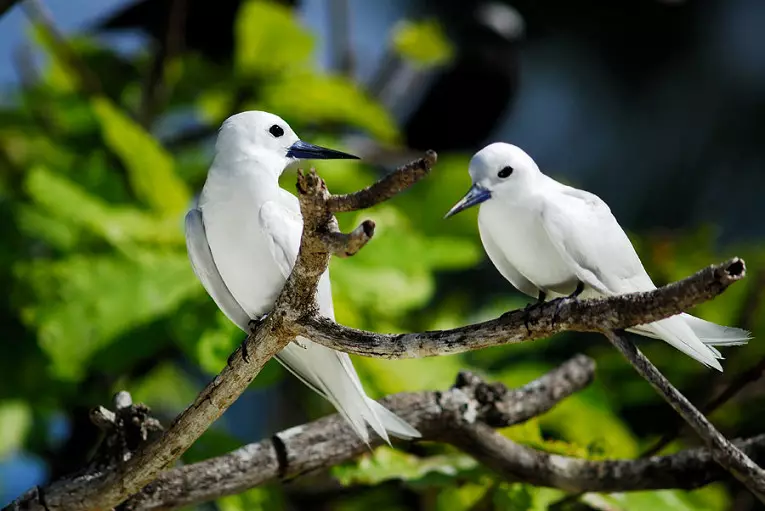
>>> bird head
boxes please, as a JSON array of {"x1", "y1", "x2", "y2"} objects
[
  {"x1": 445, "y1": 142, "x2": 541, "y2": 218},
  {"x1": 215, "y1": 111, "x2": 358, "y2": 177}
]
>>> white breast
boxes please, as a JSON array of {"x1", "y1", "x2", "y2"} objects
[
  {"x1": 199, "y1": 172, "x2": 285, "y2": 318},
  {"x1": 478, "y1": 196, "x2": 578, "y2": 294}
]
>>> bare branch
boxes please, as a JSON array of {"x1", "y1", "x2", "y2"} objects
[
  {"x1": 327, "y1": 150, "x2": 437, "y2": 212},
  {"x1": 3, "y1": 154, "x2": 435, "y2": 511},
  {"x1": 449, "y1": 424, "x2": 765, "y2": 493},
  {"x1": 16, "y1": 356, "x2": 760, "y2": 511},
  {"x1": 298, "y1": 258, "x2": 746, "y2": 358},
  {"x1": 117, "y1": 356, "x2": 599, "y2": 510},
  {"x1": 605, "y1": 330, "x2": 765, "y2": 501},
  {"x1": 643, "y1": 270, "x2": 765, "y2": 457},
  {"x1": 319, "y1": 220, "x2": 376, "y2": 257}
]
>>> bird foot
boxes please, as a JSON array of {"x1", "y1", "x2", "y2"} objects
[{"x1": 248, "y1": 315, "x2": 267, "y2": 333}]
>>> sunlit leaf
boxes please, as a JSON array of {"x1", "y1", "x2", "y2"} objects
[
  {"x1": 218, "y1": 486, "x2": 284, "y2": 511},
  {"x1": 392, "y1": 20, "x2": 454, "y2": 68},
  {"x1": 235, "y1": 0, "x2": 314, "y2": 75},
  {"x1": 91, "y1": 97, "x2": 190, "y2": 215},
  {"x1": 584, "y1": 485, "x2": 730, "y2": 511},
  {"x1": 128, "y1": 363, "x2": 198, "y2": 412},
  {"x1": 0, "y1": 401, "x2": 32, "y2": 458},
  {"x1": 24, "y1": 166, "x2": 183, "y2": 247},
  {"x1": 333, "y1": 446, "x2": 481, "y2": 487},
  {"x1": 258, "y1": 72, "x2": 400, "y2": 144},
  {"x1": 16, "y1": 251, "x2": 199, "y2": 381}
]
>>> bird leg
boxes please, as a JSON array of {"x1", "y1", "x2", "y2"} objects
[
  {"x1": 553, "y1": 281, "x2": 585, "y2": 324},
  {"x1": 568, "y1": 281, "x2": 585, "y2": 299},
  {"x1": 231, "y1": 315, "x2": 268, "y2": 364},
  {"x1": 520, "y1": 290, "x2": 547, "y2": 332}
]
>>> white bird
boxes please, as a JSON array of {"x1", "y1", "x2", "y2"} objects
[
  {"x1": 446, "y1": 143, "x2": 750, "y2": 370},
  {"x1": 185, "y1": 111, "x2": 420, "y2": 442}
]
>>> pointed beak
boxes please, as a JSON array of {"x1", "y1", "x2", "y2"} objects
[
  {"x1": 444, "y1": 184, "x2": 491, "y2": 218},
  {"x1": 286, "y1": 140, "x2": 359, "y2": 160}
]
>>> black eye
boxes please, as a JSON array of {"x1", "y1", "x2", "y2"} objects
[
  {"x1": 497, "y1": 166, "x2": 513, "y2": 178},
  {"x1": 269, "y1": 125, "x2": 284, "y2": 138}
]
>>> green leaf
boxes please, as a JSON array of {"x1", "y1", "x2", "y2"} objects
[
  {"x1": 218, "y1": 487, "x2": 284, "y2": 511},
  {"x1": 235, "y1": 0, "x2": 314, "y2": 75},
  {"x1": 494, "y1": 364, "x2": 638, "y2": 458},
  {"x1": 91, "y1": 97, "x2": 190, "y2": 215},
  {"x1": 24, "y1": 166, "x2": 184, "y2": 247},
  {"x1": 329, "y1": 206, "x2": 481, "y2": 323},
  {"x1": 353, "y1": 354, "x2": 466, "y2": 398},
  {"x1": 16, "y1": 251, "x2": 199, "y2": 381},
  {"x1": 128, "y1": 363, "x2": 198, "y2": 412},
  {"x1": 0, "y1": 401, "x2": 32, "y2": 458},
  {"x1": 258, "y1": 72, "x2": 400, "y2": 143},
  {"x1": 583, "y1": 485, "x2": 730, "y2": 511},
  {"x1": 392, "y1": 20, "x2": 454, "y2": 68},
  {"x1": 333, "y1": 446, "x2": 480, "y2": 487},
  {"x1": 493, "y1": 483, "x2": 566, "y2": 511}
]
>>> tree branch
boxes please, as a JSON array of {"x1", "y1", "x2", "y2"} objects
[
  {"x1": 120, "y1": 355, "x2": 594, "y2": 510},
  {"x1": 14, "y1": 356, "x2": 765, "y2": 511},
  {"x1": 326, "y1": 150, "x2": 437, "y2": 212},
  {"x1": 3, "y1": 154, "x2": 436, "y2": 511},
  {"x1": 298, "y1": 258, "x2": 746, "y2": 358},
  {"x1": 605, "y1": 330, "x2": 765, "y2": 501}
]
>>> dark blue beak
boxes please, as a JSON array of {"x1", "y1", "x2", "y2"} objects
[
  {"x1": 444, "y1": 184, "x2": 491, "y2": 218},
  {"x1": 286, "y1": 140, "x2": 359, "y2": 160}
]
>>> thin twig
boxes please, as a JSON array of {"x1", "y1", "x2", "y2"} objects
[
  {"x1": 605, "y1": 330, "x2": 765, "y2": 501},
  {"x1": 327, "y1": 150, "x2": 437, "y2": 212},
  {"x1": 4, "y1": 154, "x2": 434, "y2": 511},
  {"x1": 640, "y1": 270, "x2": 765, "y2": 457}
]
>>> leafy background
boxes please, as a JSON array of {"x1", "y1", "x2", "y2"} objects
[{"x1": 0, "y1": 0, "x2": 764, "y2": 510}]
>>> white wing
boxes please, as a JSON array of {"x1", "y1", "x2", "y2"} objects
[
  {"x1": 258, "y1": 196, "x2": 419, "y2": 442},
  {"x1": 185, "y1": 208, "x2": 250, "y2": 330},
  {"x1": 478, "y1": 216, "x2": 541, "y2": 299},
  {"x1": 540, "y1": 186, "x2": 655, "y2": 295},
  {"x1": 540, "y1": 185, "x2": 725, "y2": 369},
  {"x1": 259, "y1": 196, "x2": 335, "y2": 318}
]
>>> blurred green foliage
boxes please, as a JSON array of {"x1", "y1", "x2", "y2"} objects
[{"x1": 0, "y1": 1, "x2": 763, "y2": 509}]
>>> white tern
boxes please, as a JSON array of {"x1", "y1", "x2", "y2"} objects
[
  {"x1": 185, "y1": 111, "x2": 420, "y2": 442},
  {"x1": 446, "y1": 142, "x2": 750, "y2": 370}
]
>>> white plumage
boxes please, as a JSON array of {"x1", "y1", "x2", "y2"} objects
[
  {"x1": 447, "y1": 142, "x2": 751, "y2": 370},
  {"x1": 185, "y1": 111, "x2": 420, "y2": 442}
]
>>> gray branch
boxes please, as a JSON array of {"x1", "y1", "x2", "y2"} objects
[
  {"x1": 14, "y1": 355, "x2": 757, "y2": 511},
  {"x1": 605, "y1": 330, "x2": 765, "y2": 500},
  {"x1": 297, "y1": 258, "x2": 746, "y2": 358}
]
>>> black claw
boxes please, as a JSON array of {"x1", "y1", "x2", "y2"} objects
[
  {"x1": 568, "y1": 281, "x2": 585, "y2": 299},
  {"x1": 241, "y1": 338, "x2": 251, "y2": 364}
]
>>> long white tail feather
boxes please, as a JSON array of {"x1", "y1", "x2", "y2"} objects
[
  {"x1": 274, "y1": 337, "x2": 419, "y2": 443},
  {"x1": 680, "y1": 314, "x2": 752, "y2": 346},
  {"x1": 629, "y1": 316, "x2": 723, "y2": 371},
  {"x1": 367, "y1": 400, "x2": 421, "y2": 439}
]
